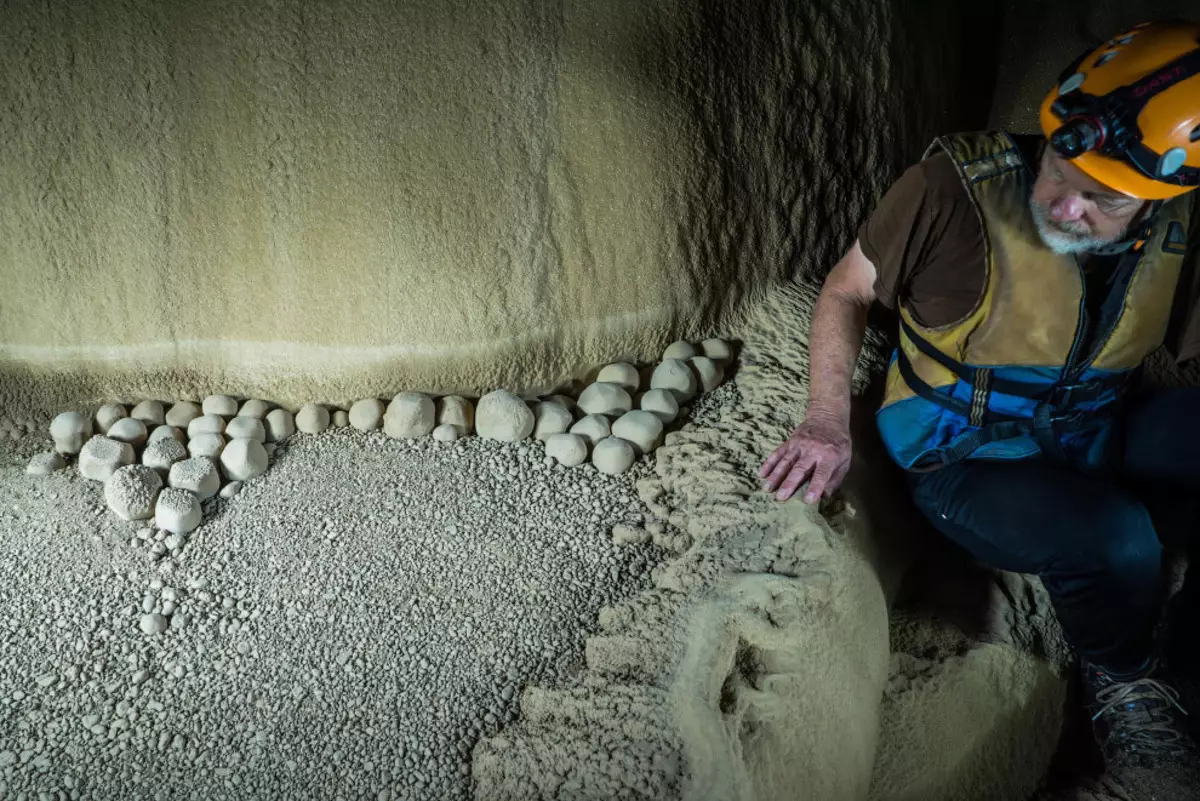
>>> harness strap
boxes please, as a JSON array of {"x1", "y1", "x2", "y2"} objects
[{"x1": 899, "y1": 315, "x2": 1127, "y2": 402}]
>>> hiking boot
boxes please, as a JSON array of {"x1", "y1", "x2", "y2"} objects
[{"x1": 1081, "y1": 658, "x2": 1200, "y2": 800}]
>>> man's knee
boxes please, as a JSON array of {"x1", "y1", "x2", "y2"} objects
[{"x1": 1077, "y1": 504, "x2": 1162, "y2": 586}]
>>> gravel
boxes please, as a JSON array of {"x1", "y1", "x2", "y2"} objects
[{"x1": 0, "y1": 418, "x2": 664, "y2": 800}]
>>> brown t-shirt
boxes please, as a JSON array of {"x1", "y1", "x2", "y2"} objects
[{"x1": 858, "y1": 148, "x2": 1200, "y2": 364}]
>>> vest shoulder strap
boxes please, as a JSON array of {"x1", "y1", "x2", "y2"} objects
[{"x1": 923, "y1": 131, "x2": 1031, "y2": 187}]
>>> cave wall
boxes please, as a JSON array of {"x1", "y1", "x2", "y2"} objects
[{"x1": 0, "y1": 0, "x2": 997, "y2": 412}]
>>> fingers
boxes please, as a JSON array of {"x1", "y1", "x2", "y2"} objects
[
  {"x1": 764, "y1": 447, "x2": 801, "y2": 492},
  {"x1": 774, "y1": 456, "x2": 815, "y2": 502},
  {"x1": 804, "y1": 459, "x2": 836, "y2": 504},
  {"x1": 759, "y1": 444, "x2": 787, "y2": 479}
]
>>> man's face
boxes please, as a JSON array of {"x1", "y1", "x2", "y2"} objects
[{"x1": 1028, "y1": 145, "x2": 1146, "y2": 254}]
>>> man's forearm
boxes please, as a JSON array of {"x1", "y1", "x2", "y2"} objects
[{"x1": 805, "y1": 287, "x2": 870, "y2": 425}]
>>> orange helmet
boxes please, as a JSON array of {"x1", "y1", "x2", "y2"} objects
[{"x1": 1039, "y1": 20, "x2": 1200, "y2": 200}]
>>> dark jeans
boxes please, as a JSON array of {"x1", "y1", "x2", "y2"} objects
[{"x1": 906, "y1": 386, "x2": 1200, "y2": 676}]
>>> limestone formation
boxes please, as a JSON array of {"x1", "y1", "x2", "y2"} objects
[
  {"x1": 148, "y1": 425, "x2": 187, "y2": 445},
  {"x1": 639, "y1": 388, "x2": 680, "y2": 424},
  {"x1": 611, "y1": 410, "x2": 664, "y2": 455},
  {"x1": 332, "y1": 410, "x2": 350, "y2": 428},
  {"x1": 107, "y1": 417, "x2": 148, "y2": 447},
  {"x1": 650, "y1": 358, "x2": 697, "y2": 402},
  {"x1": 296, "y1": 404, "x2": 331, "y2": 434},
  {"x1": 349, "y1": 399, "x2": 385, "y2": 431},
  {"x1": 432, "y1": 423, "x2": 459, "y2": 442},
  {"x1": 95, "y1": 403, "x2": 127, "y2": 434},
  {"x1": 130, "y1": 400, "x2": 166, "y2": 427},
  {"x1": 50, "y1": 411, "x2": 92, "y2": 455},
  {"x1": 700, "y1": 337, "x2": 733, "y2": 363},
  {"x1": 689, "y1": 355, "x2": 724, "y2": 392},
  {"x1": 436, "y1": 396, "x2": 474, "y2": 435},
  {"x1": 104, "y1": 465, "x2": 163, "y2": 521},
  {"x1": 169, "y1": 458, "x2": 220, "y2": 501},
  {"x1": 143, "y1": 437, "x2": 188, "y2": 477},
  {"x1": 532, "y1": 402, "x2": 573, "y2": 441},
  {"x1": 202, "y1": 395, "x2": 239, "y2": 417},
  {"x1": 26, "y1": 452, "x2": 66, "y2": 476},
  {"x1": 78, "y1": 436, "x2": 136, "y2": 482},
  {"x1": 265, "y1": 409, "x2": 295, "y2": 442},
  {"x1": 219, "y1": 481, "x2": 243, "y2": 499},
  {"x1": 165, "y1": 402, "x2": 202, "y2": 428},
  {"x1": 225, "y1": 416, "x2": 266, "y2": 443},
  {"x1": 188, "y1": 433, "x2": 226, "y2": 460},
  {"x1": 475, "y1": 390, "x2": 534, "y2": 442},
  {"x1": 569, "y1": 414, "x2": 611, "y2": 446},
  {"x1": 577, "y1": 382, "x2": 632, "y2": 417},
  {"x1": 384, "y1": 392, "x2": 436, "y2": 439},
  {"x1": 544, "y1": 394, "x2": 578, "y2": 417},
  {"x1": 155, "y1": 487, "x2": 203, "y2": 535},
  {"x1": 187, "y1": 414, "x2": 225, "y2": 438},
  {"x1": 220, "y1": 439, "x2": 269, "y2": 481},
  {"x1": 544, "y1": 433, "x2": 588, "y2": 467},
  {"x1": 591, "y1": 436, "x2": 635, "y2": 475},
  {"x1": 596, "y1": 363, "x2": 640, "y2": 393},
  {"x1": 663, "y1": 340, "x2": 698, "y2": 361},
  {"x1": 238, "y1": 399, "x2": 271, "y2": 419}
]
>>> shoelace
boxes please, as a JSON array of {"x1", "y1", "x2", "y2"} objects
[{"x1": 1092, "y1": 676, "x2": 1191, "y2": 754}]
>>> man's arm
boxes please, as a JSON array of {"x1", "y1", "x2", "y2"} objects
[{"x1": 760, "y1": 238, "x2": 878, "y2": 503}]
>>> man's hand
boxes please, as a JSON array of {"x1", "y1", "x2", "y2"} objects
[{"x1": 759, "y1": 412, "x2": 851, "y2": 503}]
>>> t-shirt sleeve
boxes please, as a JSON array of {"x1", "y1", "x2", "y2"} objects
[{"x1": 857, "y1": 151, "x2": 979, "y2": 312}]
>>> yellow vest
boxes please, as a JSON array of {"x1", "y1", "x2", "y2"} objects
[{"x1": 875, "y1": 131, "x2": 1192, "y2": 471}]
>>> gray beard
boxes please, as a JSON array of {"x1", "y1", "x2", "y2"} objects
[{"x1": 1028, "y1": 197, "x2": 1128, "y2": 255}]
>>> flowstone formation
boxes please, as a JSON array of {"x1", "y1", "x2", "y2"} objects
[{"x1": 470, "y1": 279, "x2": 1072, "y2": 801}]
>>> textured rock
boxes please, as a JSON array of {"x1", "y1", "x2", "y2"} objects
[
  {"x1": 148, "y1": 425, "x2": 187, "y2": 445},
  {"x1": 165, "y1": 402, "x2": 202, "y2": 429},
  {"x1": 639, "y1": 388, "x2": 680, "y2": 424},
  {"x1": 532, "y1": 402, "x2": 573, "y2": 442},
  {"x1": 544, "y1": 433, "x2": 588, "y2": 467},
  {"x1": 225, "y1": 416, "x2": 266, "y2": 443},
  {"x1": 650, "y1": 359, "x2": 697, "y2": 402},
  {"x1": 26, "y1": 452, "x2": 66, "y2": 476},
  {"x1": 332, "y1": 410, "x2": 350, "y2": 428},
  {"x1": 169, "y1": 458, "x2": 220, "y2": 501},
  {"x1": 49, "y1": 411, "x2": 92, "y2": 455},
  {"x1": 662, "y1": 340, "x2": 697, "y2": 361},
  {"x1": 143, "y1": 437, "x2": 188, "y2": 477},
  {"x1": 383, "y1": 392, "x2": 436, "y2": 439},
  {"x1": 569, "y1": 414, "x2": 611, "y2": 446},
  {"x1": 689, "y1": 355, "x2": 724, "y2": 392},
  {"x1": 596, "y1": 363, "x2": 640, "y2": 393},
  {"x1": 78, "y1": 436, "x2": 136, "y2": 482},
  {"x1": 130, "y1": 400, "x2": 166, "y2": 427},
  {"x1": 220, "y1": 438, "x2": 269, "y2": 481},
  {"x1": 155, "y1": 487, "x2": 203, "y2": 534},
  {"x1": 188, "y1": 433, "x2": 226, "y2": 460},
  {"x1": 104, "y1": 465, "x2": 163, "y2": 521},
  {"x1": 577, "y1": 383, "x2": 633, "y2": 417},
  {"x1": 107, "y1": 417, "x2": 148, "y2": 447},
  {"x1": 296, "y1": 403, "x2": 331, "y2": 434},
  {"x1": 202, "y1": 395, "x2": 239, "y2": 416},
  {"x1": 187, "y1": 414, "x2": 225, "y2": 438},
  {"x1": 219, "y1": 480, "x2": 243, "y2": 499},
  {"x1": 591, "y1": 436, "x2": 634, "y2": 475},
  {"x1": 436, "y1": 396, "x2": 475, "y2": 435},
  {"x1": 475, "y1": 390, "x2": 534, "y2": 442},
  {"x1": 700, "y1": 338, "x2": 732, "y2": 363},
  {"x1": 611, "y1": 410, "x2": 664, "y2": 455},
  {"x1": 265, "y1": 409, "x2": 295, "y2": 441},
  {"x1": 238, "y1": 399, "x2": 271, "y2": 419},
  {"x1": 95, "y1": 403, "x2": 127, "y2": 434},
  {"x1": 432, "y1": 423, "x2": 459, "y2": 442},
  {"x1": 349, "y1": 399, "x2": 385, "y2": 431}
]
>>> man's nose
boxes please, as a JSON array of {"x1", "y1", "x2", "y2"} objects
[{"x1": 1048, "y1": 193, "x2": 1086, "y2": 222}]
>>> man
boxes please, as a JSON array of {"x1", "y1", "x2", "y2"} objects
[{"x1": 759, "y1": 19, "x2": 1200, "y2": 796}]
